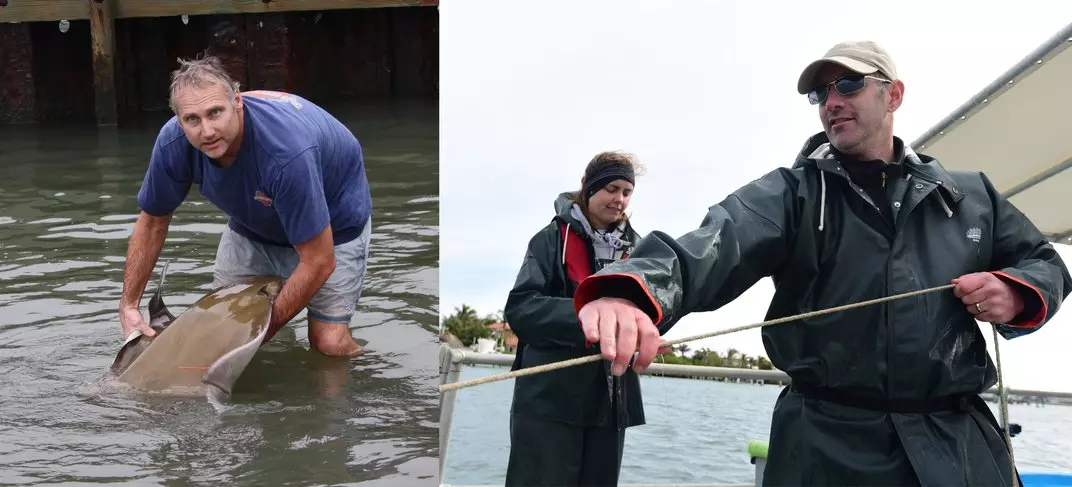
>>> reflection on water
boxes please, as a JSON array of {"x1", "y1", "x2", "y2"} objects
[{"x1": 0, "y1": 100, "x2": 439, "y2": 486}]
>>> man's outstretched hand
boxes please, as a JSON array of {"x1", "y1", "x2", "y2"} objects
[{"x1": 578, "y1": 297, "x2": 666, "y2": 375}]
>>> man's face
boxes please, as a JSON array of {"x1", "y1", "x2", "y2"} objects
[
  {"x1": 173, "y1": 82, "x2": 243, "y2": 163},
  {"x1": 813, "y1": 63, "x2": 894, "y2": 158}
]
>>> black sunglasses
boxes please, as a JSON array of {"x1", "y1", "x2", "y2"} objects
[{"x1": 808, "y1": 74, "x2": 891, "y2": 105}]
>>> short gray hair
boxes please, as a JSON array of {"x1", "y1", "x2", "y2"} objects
[
  {"x1": 872, "y1": 74, "x2": 892, "y2": 95},
  {"x1": 168, "y1": 54, "x2": 241, "y2": 114}
]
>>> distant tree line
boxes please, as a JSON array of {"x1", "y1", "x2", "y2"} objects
[{"x1": 656, "y1": 343, "x2": 774, "y2": 370}]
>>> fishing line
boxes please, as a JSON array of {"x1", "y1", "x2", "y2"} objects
[{"x1": 440, "y1": 282, "x2": 1019, "y2": 481}]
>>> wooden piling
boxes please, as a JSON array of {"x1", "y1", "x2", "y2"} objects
[{"x1": 89, "y1": 0, "x2": 118, "y2": 126}]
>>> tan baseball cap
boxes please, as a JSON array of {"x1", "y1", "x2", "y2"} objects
[{"x1": 796, "y1": 40, "x2": 898, "y2": 94}]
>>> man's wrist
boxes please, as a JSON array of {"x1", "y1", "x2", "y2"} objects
[{"x1": 270, "y1": 299, "x2": 288, "y2": 326}]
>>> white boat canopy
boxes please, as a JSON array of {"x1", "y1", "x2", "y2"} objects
[{"x1": 910, "y1": 21, "x2": 1072, "y2": 245}]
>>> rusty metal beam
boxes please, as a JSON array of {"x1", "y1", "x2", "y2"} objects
[{"x1": 0, "y1": 0, "x2": 437, "y2": 23}]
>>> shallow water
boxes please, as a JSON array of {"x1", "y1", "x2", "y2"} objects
[{"x1": 0, "y1": 100, "x2": 439, "y2": 486}]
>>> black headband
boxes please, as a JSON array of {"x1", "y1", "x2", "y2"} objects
[{"x1": 584, "y1": 163, "x2": 635, "y2": 200}]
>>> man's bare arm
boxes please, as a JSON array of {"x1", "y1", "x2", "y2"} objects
[
  {"x1": 264, "y1": 225, "x2": 336, "y2": 341},
  {"x1": 119, "y1": 211, "x2": 172, "y2": 312}
]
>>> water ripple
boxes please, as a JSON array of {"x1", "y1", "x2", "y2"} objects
[{"x1": 0, "y1": 102, "x2": 439, "y2": 486}]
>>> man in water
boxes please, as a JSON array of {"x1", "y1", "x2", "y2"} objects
[
  {"x1": 572, "y1": 40, "x2": 1070, "y2": 485},
  {"x1": 118, "y1": 55, "x2": 373, "y2": 357}
]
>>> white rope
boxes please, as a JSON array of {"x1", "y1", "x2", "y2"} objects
[
  {"x1": 441, "y1": 284, "x2": 956, "y2": 392},
  {"x1": 992, "y1": 326, "x2": 1017, "y2": 485}
]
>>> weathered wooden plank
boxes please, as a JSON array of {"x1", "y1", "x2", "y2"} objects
[
  {"x1": 115, "y1": 0, "x2": 436, "y2": 20},
  {"x1": 89, "y1": 0, "x2": 118, "y2": 125},
  {"x1": 0, "y1": 0, "x2": 434, "y2": 23},
  {"x1": 0, "y1": 1, "x2": 87, "y2": 22}
]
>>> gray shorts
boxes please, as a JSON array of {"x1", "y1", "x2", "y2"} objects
[{"x1": 212, "y1": 217, "x2": 372, "y2": 325}]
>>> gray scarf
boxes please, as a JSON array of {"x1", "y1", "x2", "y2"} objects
[{"x1": 570, "y1": 203, "x2": 630, "y2": 264}]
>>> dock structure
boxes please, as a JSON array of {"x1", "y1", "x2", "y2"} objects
[{"x1": 0, "y1": 0, "x2": 439, "y2": 126}]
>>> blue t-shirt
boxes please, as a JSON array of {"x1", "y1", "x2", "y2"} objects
[{"x1": 137, "y1": 90, "x2": 372, "y2": 248}]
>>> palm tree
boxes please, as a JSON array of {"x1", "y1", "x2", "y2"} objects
[
  {"x1": 441, "y1": 304, "x2": 495, "y2": 346},
  {"x1": 725, "y1": 348, "x2": 740, "y2": 368},
  {"x1": 455, "y1": 304, "x2": 479, "y2": 322},
  {"x1": 692, "y1": 348, "x2": 723, "y2": 367}
]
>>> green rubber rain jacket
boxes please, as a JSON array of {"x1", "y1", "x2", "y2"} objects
[
  {"x1": 575, "y1": 133, "x2": 1071, "y2": 486},
  {"x1": 506, "y1": 192, "x2": 645, "y2": 430}
]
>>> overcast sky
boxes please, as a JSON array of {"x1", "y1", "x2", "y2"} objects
[{"x1": 438, "y1": 0, "x2": 1072, "y2": 393}]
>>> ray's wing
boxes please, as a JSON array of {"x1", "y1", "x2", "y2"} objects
[{"x1": 201, "y1": 308, "x2": 273, "y2": 397}]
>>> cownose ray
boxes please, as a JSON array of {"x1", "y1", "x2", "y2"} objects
[{"x1": 110, "y1": 261, "x2": 283, "y2": 398}]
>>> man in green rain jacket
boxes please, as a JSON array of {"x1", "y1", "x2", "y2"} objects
[{"x1": 572, "y1": 40, "x2": 1071, "y2": 486}]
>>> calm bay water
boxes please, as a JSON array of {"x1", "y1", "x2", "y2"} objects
[
  {"x1": 443, "y1": 365, "x2": 1072, "y2": 485},
  {"x1": 0, "y1": 100, "x2": 439, "y2": 486}
]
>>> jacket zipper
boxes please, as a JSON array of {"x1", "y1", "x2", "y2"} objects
[
  {"x1": 884, "y1": 171, "x2": 900, "y2": 414},
  {"x1": 843, "y1": 169, "x2": 894, "y2": 399}
]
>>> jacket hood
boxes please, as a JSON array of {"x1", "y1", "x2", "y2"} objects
[
  {"x1": 553, "y1": 191, "x2": 590, "y2": 233},
  {"x1": 554, "y1": 191, "x2": 580, "y2": 221},
  {"x1": 793, "y1": 131, "x2": 835, "y2": 168},
  {"x1": 794, "y1": 132, "x2": 949, "y2": 176},
  {"x1": 791, "y1": 132, "x2": 965, "y2": 232},
  {"x1": 793, "y1": 132, "x2": 964, "y2": 198},
  {"x1": 553, "y1": 191, "x2": 638, "y2": 241}
]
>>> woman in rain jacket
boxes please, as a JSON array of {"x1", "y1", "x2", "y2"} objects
[
  {"x1": 572, "y1": 41, "x2": 1071, "y2": 487},
  {"x1": 503, "y1": 150, "x2": 646, "y2": 486}
]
